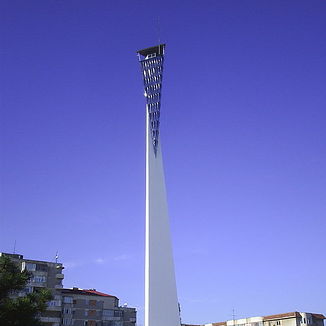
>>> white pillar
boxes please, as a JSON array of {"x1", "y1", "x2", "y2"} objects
[{"x1": 145, "y1": 110, "x2": 180, "y2": 326}]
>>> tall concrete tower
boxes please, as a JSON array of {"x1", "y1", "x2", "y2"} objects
[{"x1": 137, "y1": 44, "x2": 180, "y2": 326}]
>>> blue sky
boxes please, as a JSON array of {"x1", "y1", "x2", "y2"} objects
[{"x1": 1, "y1": 0, "x2": 326, "y2": 324}]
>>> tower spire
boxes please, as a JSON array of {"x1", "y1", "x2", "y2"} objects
[
  {"x1": 137, "y1": 44, "x2": 165, "y2": 156},
  {"x1": 137, "y1": 44, "x2": 180, "y2": 326}
]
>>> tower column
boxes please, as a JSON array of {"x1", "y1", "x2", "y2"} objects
[{"x1": 138, "y1": 44, "x2": 180, "y2": 326}]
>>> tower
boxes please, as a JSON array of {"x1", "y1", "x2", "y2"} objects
[{"x1": 137, "y1": 45, "x2": 180, "y2": 326}]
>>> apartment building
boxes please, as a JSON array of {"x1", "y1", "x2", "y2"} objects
[
  {"x1": 1, "y1": 252, "x2": 137, "y2": 326},
  {"x1": 0, "y1": 252, "x2": 64, "y2": 325},
  {"x1": 184, "y1": 311, "x2": 325, "y2": 326},
  {"x1": 60, "y1": 287, "x2": 136, "y2": 326}
]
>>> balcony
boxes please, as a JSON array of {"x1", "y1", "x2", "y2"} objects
[
  {"x1": 102, "y1": 317, "x2": 122, "y2": 321},
  {"x1": 40, "y1": 317, "x2": 61, "y2": 323},
  {"x1": 28, "y1": 282, "x2": 46, "y2": 287},
  {"x1": 47, "y1": 305, "x2": 62, "y2": 311}
]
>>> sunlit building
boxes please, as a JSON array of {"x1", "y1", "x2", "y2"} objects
[
  {"x1": 0, "y1": 252, "x2": 136, "y2": 326},
  {"x1": 184, "y1": 311, "x2": 325, "y2": 326},
  {"x1": 60, "y1": 287, "x2": 136, "y2": 326},
  {"x1": 0, "y1": 252, "x2": 64, "y2": 325}
]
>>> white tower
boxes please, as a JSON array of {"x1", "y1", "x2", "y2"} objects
[{"x1": 137, "y1": 45, "x2": 180, "y2": 326}]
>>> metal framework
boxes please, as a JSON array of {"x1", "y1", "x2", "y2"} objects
[{"x1": 137, "y1": 44, "x2": 165, "y2": 155}]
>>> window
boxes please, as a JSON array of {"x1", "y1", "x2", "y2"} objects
[
  {"x1": 63, "y1": 296, "x2": 73, "y2": 304},
  {"x1": 33, "y1": 287, "x2": 43, "y2": 293},
  {"x1": 114, "y1": 310, "x2": 123, "y2": 317},
  {"x1": 31, "y1": 275, "x2": 46, "y2": 283},
  {"x1": 90, "y1": 299, "x2": 97, "y2": 306},
  {"x1": 86, "y1": 321, "x2": 96, "y2": 326},
  {"x1": 48, "y1": 299, "x2": 61, "y2": 307},
  {"x1": 23, "y1": 286, "x2": 33, "y2": 294},
  {"x1": 88, "y1": 310, "x2": 96, "y2": 317},
  {"x1": 113, "y1": 321, "x2": 123, "y2": 326},
  {"x1": 64, "y1": 307, "x2": 72, "y2": 314},
  {"x1": 25, "y1": 263, "x2": 36, "y2": 271},
  {"x1": 36, "y1": 264, "x2": 47, "y2": 272},
  {"x1": 103, "y1": 310, "x2": 114, "y2": 317},
  {"x1": 63, "y1": 318, "x2": 72, "y2": 325}
]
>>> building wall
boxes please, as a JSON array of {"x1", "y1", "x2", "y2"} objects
[
  {"x1": 1, "y1": 253, "x2": 137, "y2": 326},
  {"x1": 122, "y1": 307, "x2": 137, "y2": 326},
  {"x1": 204, "y1": 312, "x2": 324, "y2": 326},
  {"x1": 264, "y1": 317, "x2": 296, "y2": 326},
  {"x1": 0, "y1": 252, "x2": 64, "y2": 326},
  {"x1": 60, "y1": 289, "x2": 136, "y2": 326}
]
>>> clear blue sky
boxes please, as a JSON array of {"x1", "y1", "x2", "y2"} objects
[{"x1": 1, "y1": 0, "x2": 325, "y2": 324}]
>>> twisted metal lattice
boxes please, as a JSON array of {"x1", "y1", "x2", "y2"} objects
[{"x1": 140, "y1": 55, "x2": 164, "y2": 155}]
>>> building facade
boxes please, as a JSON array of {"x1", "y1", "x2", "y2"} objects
[
  {"x1": 0, "y1": 252, "x2": 64, "y2": 325},
  {"x1": 184, "y1": 311, "x2": 325, "y2": 326},
  {"x1": 60, "y1": 288, "x2": 136, "y2": 326},
  {"x1": 0, "y1": 253, "x2": 136, "y2": 326}
]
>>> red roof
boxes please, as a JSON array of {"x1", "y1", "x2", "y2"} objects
[
  {"x1": 263, "y1": 312, "x2": 326, "y2": 321},
  {"x1": 61, "y1": 288, "x2": 117, "y2": 298},
  {"x1": 311, "y1": 314, "x2": 326, "y2": 320},
  {"x1": 208, "y1": 312, "x2": 326, "y2": 325},
  {"x1": 84, "y1": 290, "x2": 115, "y2": 298},
  {"x1": 263, "y1": 312, "x2": 301, "y2": 320}
]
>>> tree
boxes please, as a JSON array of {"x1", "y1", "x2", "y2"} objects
[{"x1": 0, "y1": 255, "x2": 52, "y2": 326}]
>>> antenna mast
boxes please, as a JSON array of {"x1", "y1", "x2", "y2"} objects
[
  {"x1": 232, "y1": 308, "x2": 237, "y2": 326},
  {"x1": 157, "y1": 17, "x2": 161, "y2": 44},
  {"x1": 13, "y1": 240, "x2": 16, "y2": 254}
]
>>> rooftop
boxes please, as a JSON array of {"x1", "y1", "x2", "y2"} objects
[
  {"x1": 263, "y1": 312, "x2": 302, "y2": 320},
  {"x1": 199, "y1": 312, "x2": 326, "y2": 326},
  {"x1": 0, "y1": 252, "x2": 63, "y2": 267},
  {"x1": 61, "y1": 287, "x2": 117, "y2": 299},
  {"x1": 137, "y1": 44, "x2": 165, "y2": 57}
]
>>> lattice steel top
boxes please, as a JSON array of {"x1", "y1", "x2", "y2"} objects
[{"x1": 137, "y1": 44, "x2": 165, "y2": 155}]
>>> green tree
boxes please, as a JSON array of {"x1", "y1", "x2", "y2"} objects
[{"x1": 0, "y1": 255, "x2": 52, "y2": 326}]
